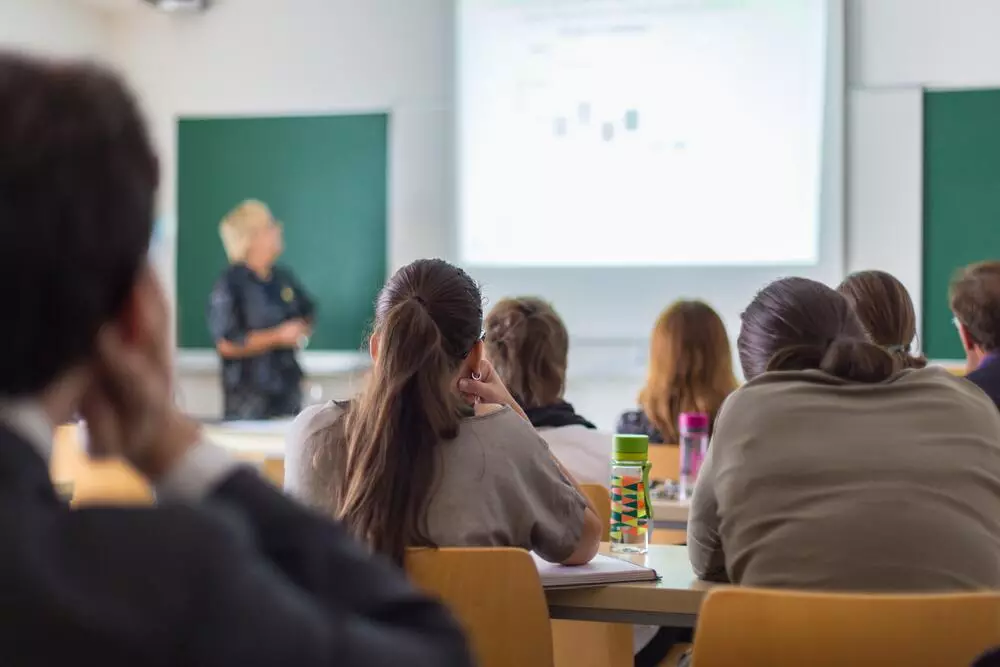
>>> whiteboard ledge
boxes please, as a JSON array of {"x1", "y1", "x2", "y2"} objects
[{"x1": 176, "y1": 349, "x2": 371, "y2": 375}]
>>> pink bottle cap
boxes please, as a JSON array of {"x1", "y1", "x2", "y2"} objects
[{"x1": 679, "y1": 412, "x2": 710, "y2": 433}]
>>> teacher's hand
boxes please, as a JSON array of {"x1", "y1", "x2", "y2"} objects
[{"x1": 275, "y1": 319, "x2": 310, "y2": 348}]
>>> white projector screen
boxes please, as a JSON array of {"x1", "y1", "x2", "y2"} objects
[{"x1": 458, "y1": 0, "x2": 828, "y2": 268}]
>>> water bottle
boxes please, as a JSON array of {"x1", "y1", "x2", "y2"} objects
[
  {"x1": 610, "y1": 434, "x2": 650, "y2": 554},
  {"x1": 678, "y1": 412, "x2": 710, "y2": 500}
]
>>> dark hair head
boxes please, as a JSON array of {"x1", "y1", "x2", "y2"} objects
[
  {"x1": 950, "y1": 261, "x2": 1000, "y2": 353},
  {"x1": 326, "y1": 259, "x2": 483, "y2": 564},
  {"x1": 485, "y1": 297, "x2": 568, "y2": 409},
  {"x1": 738, "y1": 277, "x2": 898, "y2": 383},
  {"x1": 0, "y1": 53, "x2": 157, "y2": 396},
  {"x1": 639, "y1": 300, "x2": 737, "y2": 443},
  {"x1": 837, "y1": 270, "x2": 927, "y2": 369}
]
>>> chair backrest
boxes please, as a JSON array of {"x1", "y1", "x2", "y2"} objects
[
  {"x1": 648, "y1": 444, "x2": 680, "y2": 482},
  {"x1": 406, "y1": 547, "x2": 554, "y2": 667},
  {"x1": 580, "y1": 483, "x2": 610, "y2": 541},
  {"x1": 692, "y1": 587, "x2": 1000, "y2": 667}
]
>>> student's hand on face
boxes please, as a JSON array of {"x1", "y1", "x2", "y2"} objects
[
  {"x1": 81, "y1": 268, "x2": 200, "y2": 479},
  {"x1": 457, "y1": 359, "x2": 517, "y2": 409}
]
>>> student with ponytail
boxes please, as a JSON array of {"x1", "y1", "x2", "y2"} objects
[
  {"x1": 837, "y1": 270, "x2": 928, "y2": 369},
  {"x1": 688, "y1": 277, "x2": 1000, "y2": 591},
  {"x1": 284, "y1": 259, "x2": 602, "y2": 567}
]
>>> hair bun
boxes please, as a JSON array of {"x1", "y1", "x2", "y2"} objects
[{"x1": 820, "y1": 337, "x2": 897, "y2": 383}]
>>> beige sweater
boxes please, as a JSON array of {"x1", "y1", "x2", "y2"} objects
[{"x1": 689, "y1": 366, "x2": 1000, "y2": 591}]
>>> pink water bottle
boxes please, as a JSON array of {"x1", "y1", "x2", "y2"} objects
[{"x1": 678, "y1": 412, "x2": 709, "y2": 500}]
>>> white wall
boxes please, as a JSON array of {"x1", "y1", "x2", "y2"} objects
[
  {"x1": 0, "y1": 0, "x2": 111, "y2": 59},
  {"x1": 844, "y1": 0, "x2": 1000, "y2": 361}
]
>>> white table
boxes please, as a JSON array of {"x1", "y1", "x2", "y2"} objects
[
  {"x1": 546, "y1": 544, "x2": 711, "y2": 627},
  {"x1": 202, "y1": 420, "x2": 290, "y2": 460}
]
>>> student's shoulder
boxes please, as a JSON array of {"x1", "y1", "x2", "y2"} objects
[
  {"x1": 615, "y1": 409, "x2": 664, "y2": 442},
  {"x1": 905, "y1": 366, "x2": 1000, "y2": 416},
  {"x1": 615, "y1": 408, "x2": 649, "y2": 432},
  {"x1": 287, "y1": 400, "x2": 349, "y2": 448},
  {"x1": 463, "y1": 405, "x2": 549, "y2": 453}
]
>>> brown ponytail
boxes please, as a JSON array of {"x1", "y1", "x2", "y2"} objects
[
  {"x1": 837, "y1": 270, "x2": 927, "y2": 369},
  {"x1": 741, "y1": 277, "x2": 899, "y2": 383},
  {"x1": 313, "y1": 259, "x2": 483, "y2": 565}
]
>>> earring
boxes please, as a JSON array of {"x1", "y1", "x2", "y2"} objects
[{"x1": 470, "y1": 370, "x2": 482, "y2": 404}]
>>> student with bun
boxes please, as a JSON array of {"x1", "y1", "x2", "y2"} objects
[
  {"x1": 838, "y1": 270, "x2": 927, "y2": 369},
  {"x1": 689, "y1": 277, "x2": 1000, "y2": 590},
  {"x1": 951, "y1": 261, "x2": 1000, "y2": 408},
  {"x1": 485, "y1": 297, "x2": 610, "y2": 484},
  {"x1": 285, "y1": 259, "x2": 602, "y2": 567},
  {"x1": 618, "y1": 300, "x2": 737, "y2": 443}
]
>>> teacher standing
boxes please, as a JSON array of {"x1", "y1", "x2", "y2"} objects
[{"x1": 208, "y1": 199, "x2": 315, "y2": 420}]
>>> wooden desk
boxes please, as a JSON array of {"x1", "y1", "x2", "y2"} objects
[
  {"x1": 652, "y1": 498, "x2": 689, "y2": 530},
  {"x1": 546, "y1": 544, "x2": 711, "y2": 627},
  {"x1": 202, "y1": 421, "x2": 289, "y2": 486},
  {"x1": 201, "y1": 420, "x2": 288, "y2": 459}
]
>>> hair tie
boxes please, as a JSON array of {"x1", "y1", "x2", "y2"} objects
[
  {"x1": 412, "y1": 295, "x2": 426, "y2": 307},
  {"x1": 886, "y1": 343, "x2": 909, "y2": 354}
]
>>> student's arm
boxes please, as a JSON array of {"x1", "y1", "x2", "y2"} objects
[
  {"x1": 507, "y1": 422, "x2": 601, "y2": 566},
  {"x1": 207, "y1": 277, "x2": 303, "y2": 358},
  {"x1": 548, "y1": 455, "x2": 603, "y2": 565},
  {"x1": 687, "y1": 437, "x2": 729, "y2": 582}
]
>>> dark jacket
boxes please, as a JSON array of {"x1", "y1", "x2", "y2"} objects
[
  {"x1": 616, "y1": 408, "x2": 667, "y2": 444},
  {"x1": 208, "y1": 264, "x2": 315, "y2": 419},
  {"x1": 967, "y1": 356, "x2": 1000, "y2": 410},
  {"x1": 0, "y1": 425, "x2": 472, "y2": 667}
]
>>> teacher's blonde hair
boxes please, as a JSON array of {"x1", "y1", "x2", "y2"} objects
[{"x1": 219, "y1": 199, "x2": 272, "y2": 263}]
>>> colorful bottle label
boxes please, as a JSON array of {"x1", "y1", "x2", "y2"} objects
[{"x1": 610, "y1": 473, "x2": 649, "y2": 541}]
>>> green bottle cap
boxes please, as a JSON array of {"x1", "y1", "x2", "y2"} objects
[{"x1": 613, "y1": 434, "x2": 649, "y2": 462}]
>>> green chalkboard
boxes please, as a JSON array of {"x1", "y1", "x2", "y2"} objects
[
  {"x1": 923, "y1": 90, "x2": 1000, "y2": 359},
  {"x1": 176, "y1": 114, "x2": 388, "y2": 350}
]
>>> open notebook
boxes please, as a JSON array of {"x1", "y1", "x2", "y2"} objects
[{"x1": 532, "y1": 553, "x2": 659, "y2": 589}]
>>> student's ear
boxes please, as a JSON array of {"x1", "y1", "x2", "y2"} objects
[
  {"x1": 368, "y1": 332, "x2": 380, "y2": 362},
  {"x1": 118, "y1": 263, "x2": 169, "y2": 350},
  {"x1": 957, "y1": 320, "x2": 975, "y2": 354}
]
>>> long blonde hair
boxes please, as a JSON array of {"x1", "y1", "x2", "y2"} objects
[{"x1": 639, "y1": 301, "x2": 737, "y2": 442}]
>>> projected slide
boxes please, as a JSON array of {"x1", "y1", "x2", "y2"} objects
[{"x1": 457, "y1": 0, "x2": 828, "y2": 266}]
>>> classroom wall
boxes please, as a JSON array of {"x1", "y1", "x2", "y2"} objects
[
  {"x1": 87, "y1": 0, "x2": 1000, "y2": 425},
  {"x1": 845, "y1": 0, "x2": 1000, "y2": 362},
  {"x1": 0, "y1": 0, "x2": 111, "y2": 59}
]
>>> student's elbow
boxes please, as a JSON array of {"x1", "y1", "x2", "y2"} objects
[{"x1": 561, "y1": 507, "x2": 602, "y2": 566}]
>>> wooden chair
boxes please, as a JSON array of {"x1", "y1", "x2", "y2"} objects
[
  {"x1": 406, "y1": 547, "x2": 554, "y2": 667},
  {"x1": 691, "y1": 587, "x2": 1000, "y2": 667},
  {"x1": 71, "y1": 459, "x2": 153, "y2": 507},
  {"x1": 50, "y1": 424, "x2": 152, "y2": 506},
  {"x1": 551, "y1": 484, "x2": 633, "y2": 667},
  {"x1": 648, "y1": 444, "x2": 680, "y2": 482}
]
